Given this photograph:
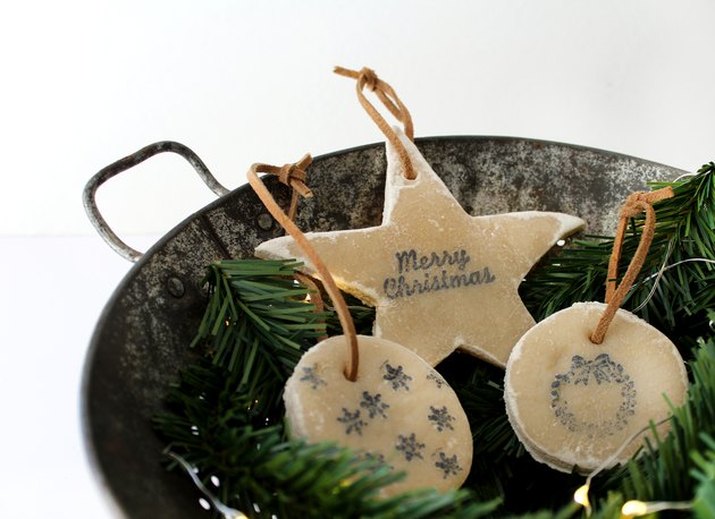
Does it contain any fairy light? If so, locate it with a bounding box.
[573,484,591,516]
[621,500,648,517]
[573,418,696,518]
[621,499,693,517]
[573,418,670,515]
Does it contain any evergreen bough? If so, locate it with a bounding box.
[155,163,715,517]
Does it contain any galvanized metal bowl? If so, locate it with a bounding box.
[82,137,685,518]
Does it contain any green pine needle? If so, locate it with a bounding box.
[608,340,715,505]
[154,356,502,518]
[692,435,715,518]
[190,259,329,413]
[154,163,715,518]
[521,162,715,354]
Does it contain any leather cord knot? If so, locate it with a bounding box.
[619,188,673,220]
[358,67,379,91]
[255,153,313,222]
[276,153,313,199]
[334,65,416,179]
[278,162,309,195]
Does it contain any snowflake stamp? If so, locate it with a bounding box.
[359,391,389,419]
[434,452,462,479]
[383,362,412,391]
[337,408,366,435]
[362,451,386,464]
[361,451,394,471]
[427,405,455,432]
[299,364,326,390]
[426,372,446,389]
[395,433,425,461]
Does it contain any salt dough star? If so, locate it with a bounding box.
[256,129,586,367]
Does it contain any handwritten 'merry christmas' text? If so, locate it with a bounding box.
[383,248,495,299]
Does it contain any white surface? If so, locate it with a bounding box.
[2,1,714,517]
[1,0,715,237]
[0,236,155,518]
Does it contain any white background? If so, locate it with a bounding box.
[1,1,714,517]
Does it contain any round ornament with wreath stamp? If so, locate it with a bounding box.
[505,189,689,474]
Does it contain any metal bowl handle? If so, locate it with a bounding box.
[83,141,230,262]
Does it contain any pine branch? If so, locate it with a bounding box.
[521,162,715,353]
[155,259,502,517]
[260,440,500,519]
[154,359,502,518]
[692,435,715,518]
[190,259,329,418]
[152,162,715,518]
[599,338,715,508]
[585,493,628,519]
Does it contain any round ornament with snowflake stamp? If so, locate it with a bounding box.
[284,335,473,496]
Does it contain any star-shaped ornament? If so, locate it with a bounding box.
[256,129,586,367]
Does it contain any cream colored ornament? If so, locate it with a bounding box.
[247,146,472,496]
[256,129,586,367]
[504,302,688,473]
[284,334,473,496]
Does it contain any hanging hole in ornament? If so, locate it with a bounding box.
[587,335,599,345]
[402,167,418,182]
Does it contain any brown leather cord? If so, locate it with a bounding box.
[590,186,675,344]
[256,153,314,222]
[259,158,328,340]
[294,272,329,342]
[334,66,416,180]
[248,158,360,381]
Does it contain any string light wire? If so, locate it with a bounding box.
[620,498,693,517]
[573,417,670,516]
[169,452,248,519]
[632,250,715,313]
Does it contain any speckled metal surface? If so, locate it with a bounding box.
[82,137,686,518]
